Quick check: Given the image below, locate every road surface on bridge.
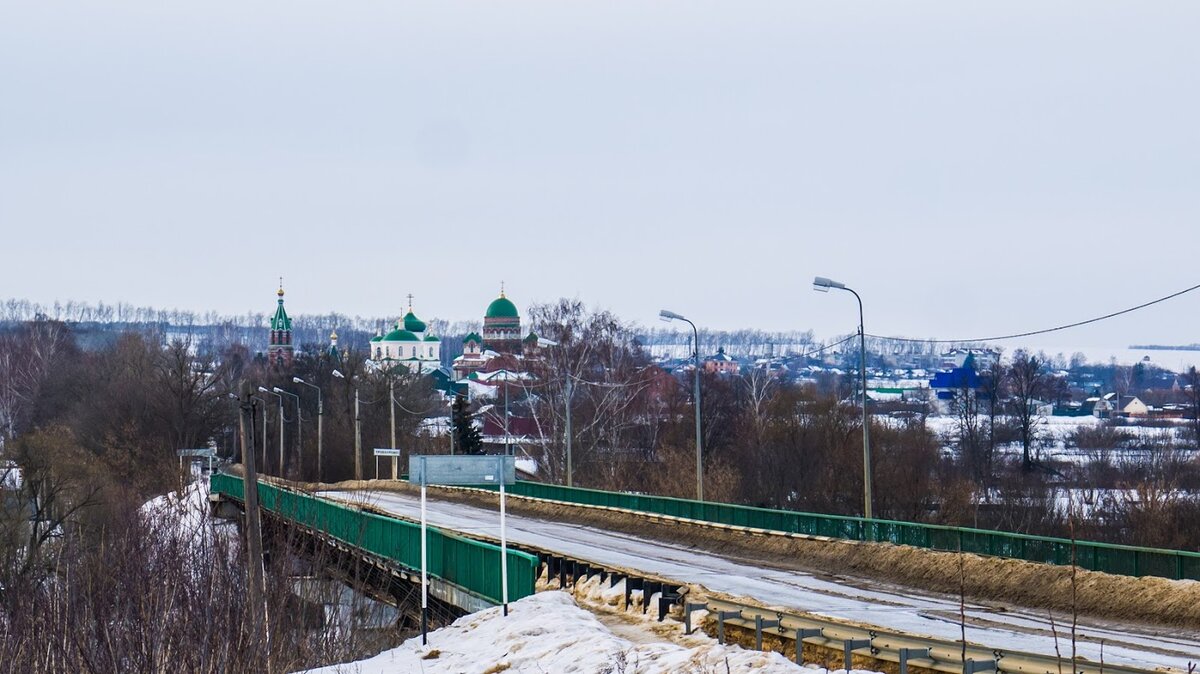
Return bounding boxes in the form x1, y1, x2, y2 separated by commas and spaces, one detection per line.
321, 488, 1198, 671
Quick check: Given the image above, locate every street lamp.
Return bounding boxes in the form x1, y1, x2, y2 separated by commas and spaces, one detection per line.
259, 387, 286, 475
813, 276, 873, 520
274, 387, 301, 478
294, 376, 324, 483
333, 369, 363, 480
659, 309, 704, 502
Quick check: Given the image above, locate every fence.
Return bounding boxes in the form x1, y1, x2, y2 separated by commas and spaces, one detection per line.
210, 473, 538, 605
473, 481, 1200, 581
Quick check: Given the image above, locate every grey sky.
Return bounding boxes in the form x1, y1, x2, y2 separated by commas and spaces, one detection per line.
2, 2, 1198, 349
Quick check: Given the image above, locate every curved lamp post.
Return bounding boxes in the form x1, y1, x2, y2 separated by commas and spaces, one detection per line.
273, 387, 301, 477
660, 309, 704, 502
813, 276, 873, 520
333, 369, 362, 480
293, 376, 324, 483
258, 387, 285, 475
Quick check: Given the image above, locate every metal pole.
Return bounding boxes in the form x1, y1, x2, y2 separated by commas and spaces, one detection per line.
565, 377, 573, 487
499, 455, 509, 617
689, 320, 703, 502
315, 390, 323, 483
847, 287, 873, 520
419, 456, 428, 645
261, 401, 267, 470
504, 379, 510, 456
354, 387, 362, 481
389, 375, 396, 452
278, 397, 284, 474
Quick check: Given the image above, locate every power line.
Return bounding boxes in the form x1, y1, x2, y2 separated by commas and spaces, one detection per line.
864, 281, 1200, 345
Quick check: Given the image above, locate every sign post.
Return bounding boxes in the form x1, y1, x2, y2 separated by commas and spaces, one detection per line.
409, 455, 516, 623
498, 454, 508, 615
373, 448, 401, 480
419, 456, 428, 644
176, 447, 216, 476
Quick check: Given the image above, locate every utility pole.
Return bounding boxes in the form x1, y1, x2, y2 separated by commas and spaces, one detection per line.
565, 377, 573, 487
237, 382, 267, 646
389, 374, 396, 452
354, 387, 362, 480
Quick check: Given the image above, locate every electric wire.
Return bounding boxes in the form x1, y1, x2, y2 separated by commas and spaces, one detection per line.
862, 281, 1200, 345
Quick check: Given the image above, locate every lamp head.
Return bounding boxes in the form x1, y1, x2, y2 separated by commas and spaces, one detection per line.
332, 370, 345, 379
292, 376, 304, 384
659, 309, 685, 321
272, 387, 284, 394
812, 276, 845, 292
257, 386, 270, 393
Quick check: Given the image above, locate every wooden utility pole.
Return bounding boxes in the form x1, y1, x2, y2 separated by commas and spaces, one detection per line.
238, 381, 268, 647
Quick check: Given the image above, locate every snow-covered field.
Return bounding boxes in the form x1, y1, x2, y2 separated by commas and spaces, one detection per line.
923, 414, 1194, 464
299, 590, 875, 674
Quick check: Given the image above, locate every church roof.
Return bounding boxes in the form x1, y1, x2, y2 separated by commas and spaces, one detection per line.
463, 332, 483, 344
270, 283, 291, 331
424, 334, 440, 342
485, 293, 519, 319
403, 311, 427, 333
381, 328, 421, 342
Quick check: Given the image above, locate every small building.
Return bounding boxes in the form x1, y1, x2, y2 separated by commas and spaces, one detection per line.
704, 347, 740, 375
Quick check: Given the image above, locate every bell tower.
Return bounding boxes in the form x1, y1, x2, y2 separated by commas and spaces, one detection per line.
267, 278, 294, 368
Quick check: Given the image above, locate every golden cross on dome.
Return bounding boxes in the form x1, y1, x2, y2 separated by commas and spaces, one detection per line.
406, 293, 414, 311
277, 277, 284, 297
500, 281, 506, 298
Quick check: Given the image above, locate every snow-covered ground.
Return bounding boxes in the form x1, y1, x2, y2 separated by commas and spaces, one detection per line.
322, 489, 1200, 671
923, 414, 1195, 464
300, 590, 870, 674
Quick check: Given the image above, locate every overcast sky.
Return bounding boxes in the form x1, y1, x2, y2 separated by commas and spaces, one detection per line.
2, 2, 1198, 351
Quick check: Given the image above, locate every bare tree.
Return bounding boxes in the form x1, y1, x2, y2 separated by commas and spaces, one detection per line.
1007, 350, 1051, 470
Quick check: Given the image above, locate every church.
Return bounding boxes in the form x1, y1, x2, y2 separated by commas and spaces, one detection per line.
453, 286, 540, 380
369, 295, 442, 374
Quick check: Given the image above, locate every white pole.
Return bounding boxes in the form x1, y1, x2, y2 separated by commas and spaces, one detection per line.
499, 455, 509, 617
420, 456, 429, 644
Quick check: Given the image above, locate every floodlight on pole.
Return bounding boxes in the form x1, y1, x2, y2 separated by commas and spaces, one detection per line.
812, 275, 873, 520
659, 308, 704, 502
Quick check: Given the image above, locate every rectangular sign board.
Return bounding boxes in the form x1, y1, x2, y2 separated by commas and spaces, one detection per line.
409, 455, 515, 486
177, 448, 216, 458
373, 448, 402, 457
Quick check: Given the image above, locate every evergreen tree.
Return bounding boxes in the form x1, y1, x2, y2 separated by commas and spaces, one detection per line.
452, 394, 483, 455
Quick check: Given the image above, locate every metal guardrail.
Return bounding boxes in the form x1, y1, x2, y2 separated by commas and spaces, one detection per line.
210, 473, 538, 606
469, 481, 1200, 581
691, 596, 1172, 674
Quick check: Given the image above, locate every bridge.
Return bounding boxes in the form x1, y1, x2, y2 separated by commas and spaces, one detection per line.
210, 472, 1199, 674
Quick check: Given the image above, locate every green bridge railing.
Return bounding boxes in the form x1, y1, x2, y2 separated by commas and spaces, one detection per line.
472, 481, 1200, 581
210, 473, 538, 606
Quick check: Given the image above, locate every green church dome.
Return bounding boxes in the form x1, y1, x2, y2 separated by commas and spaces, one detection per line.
485, 295, 519, 319
403, 311, 427, 333
382, 329, 420, 342
424, 334, 439, 342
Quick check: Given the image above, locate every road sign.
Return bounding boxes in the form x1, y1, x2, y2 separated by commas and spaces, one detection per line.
409, 454, 517, 636
408, 454, 515, 486
373, 448, 402, 457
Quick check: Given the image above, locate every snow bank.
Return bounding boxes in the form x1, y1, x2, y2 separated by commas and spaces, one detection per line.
300, 591, 876, 674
